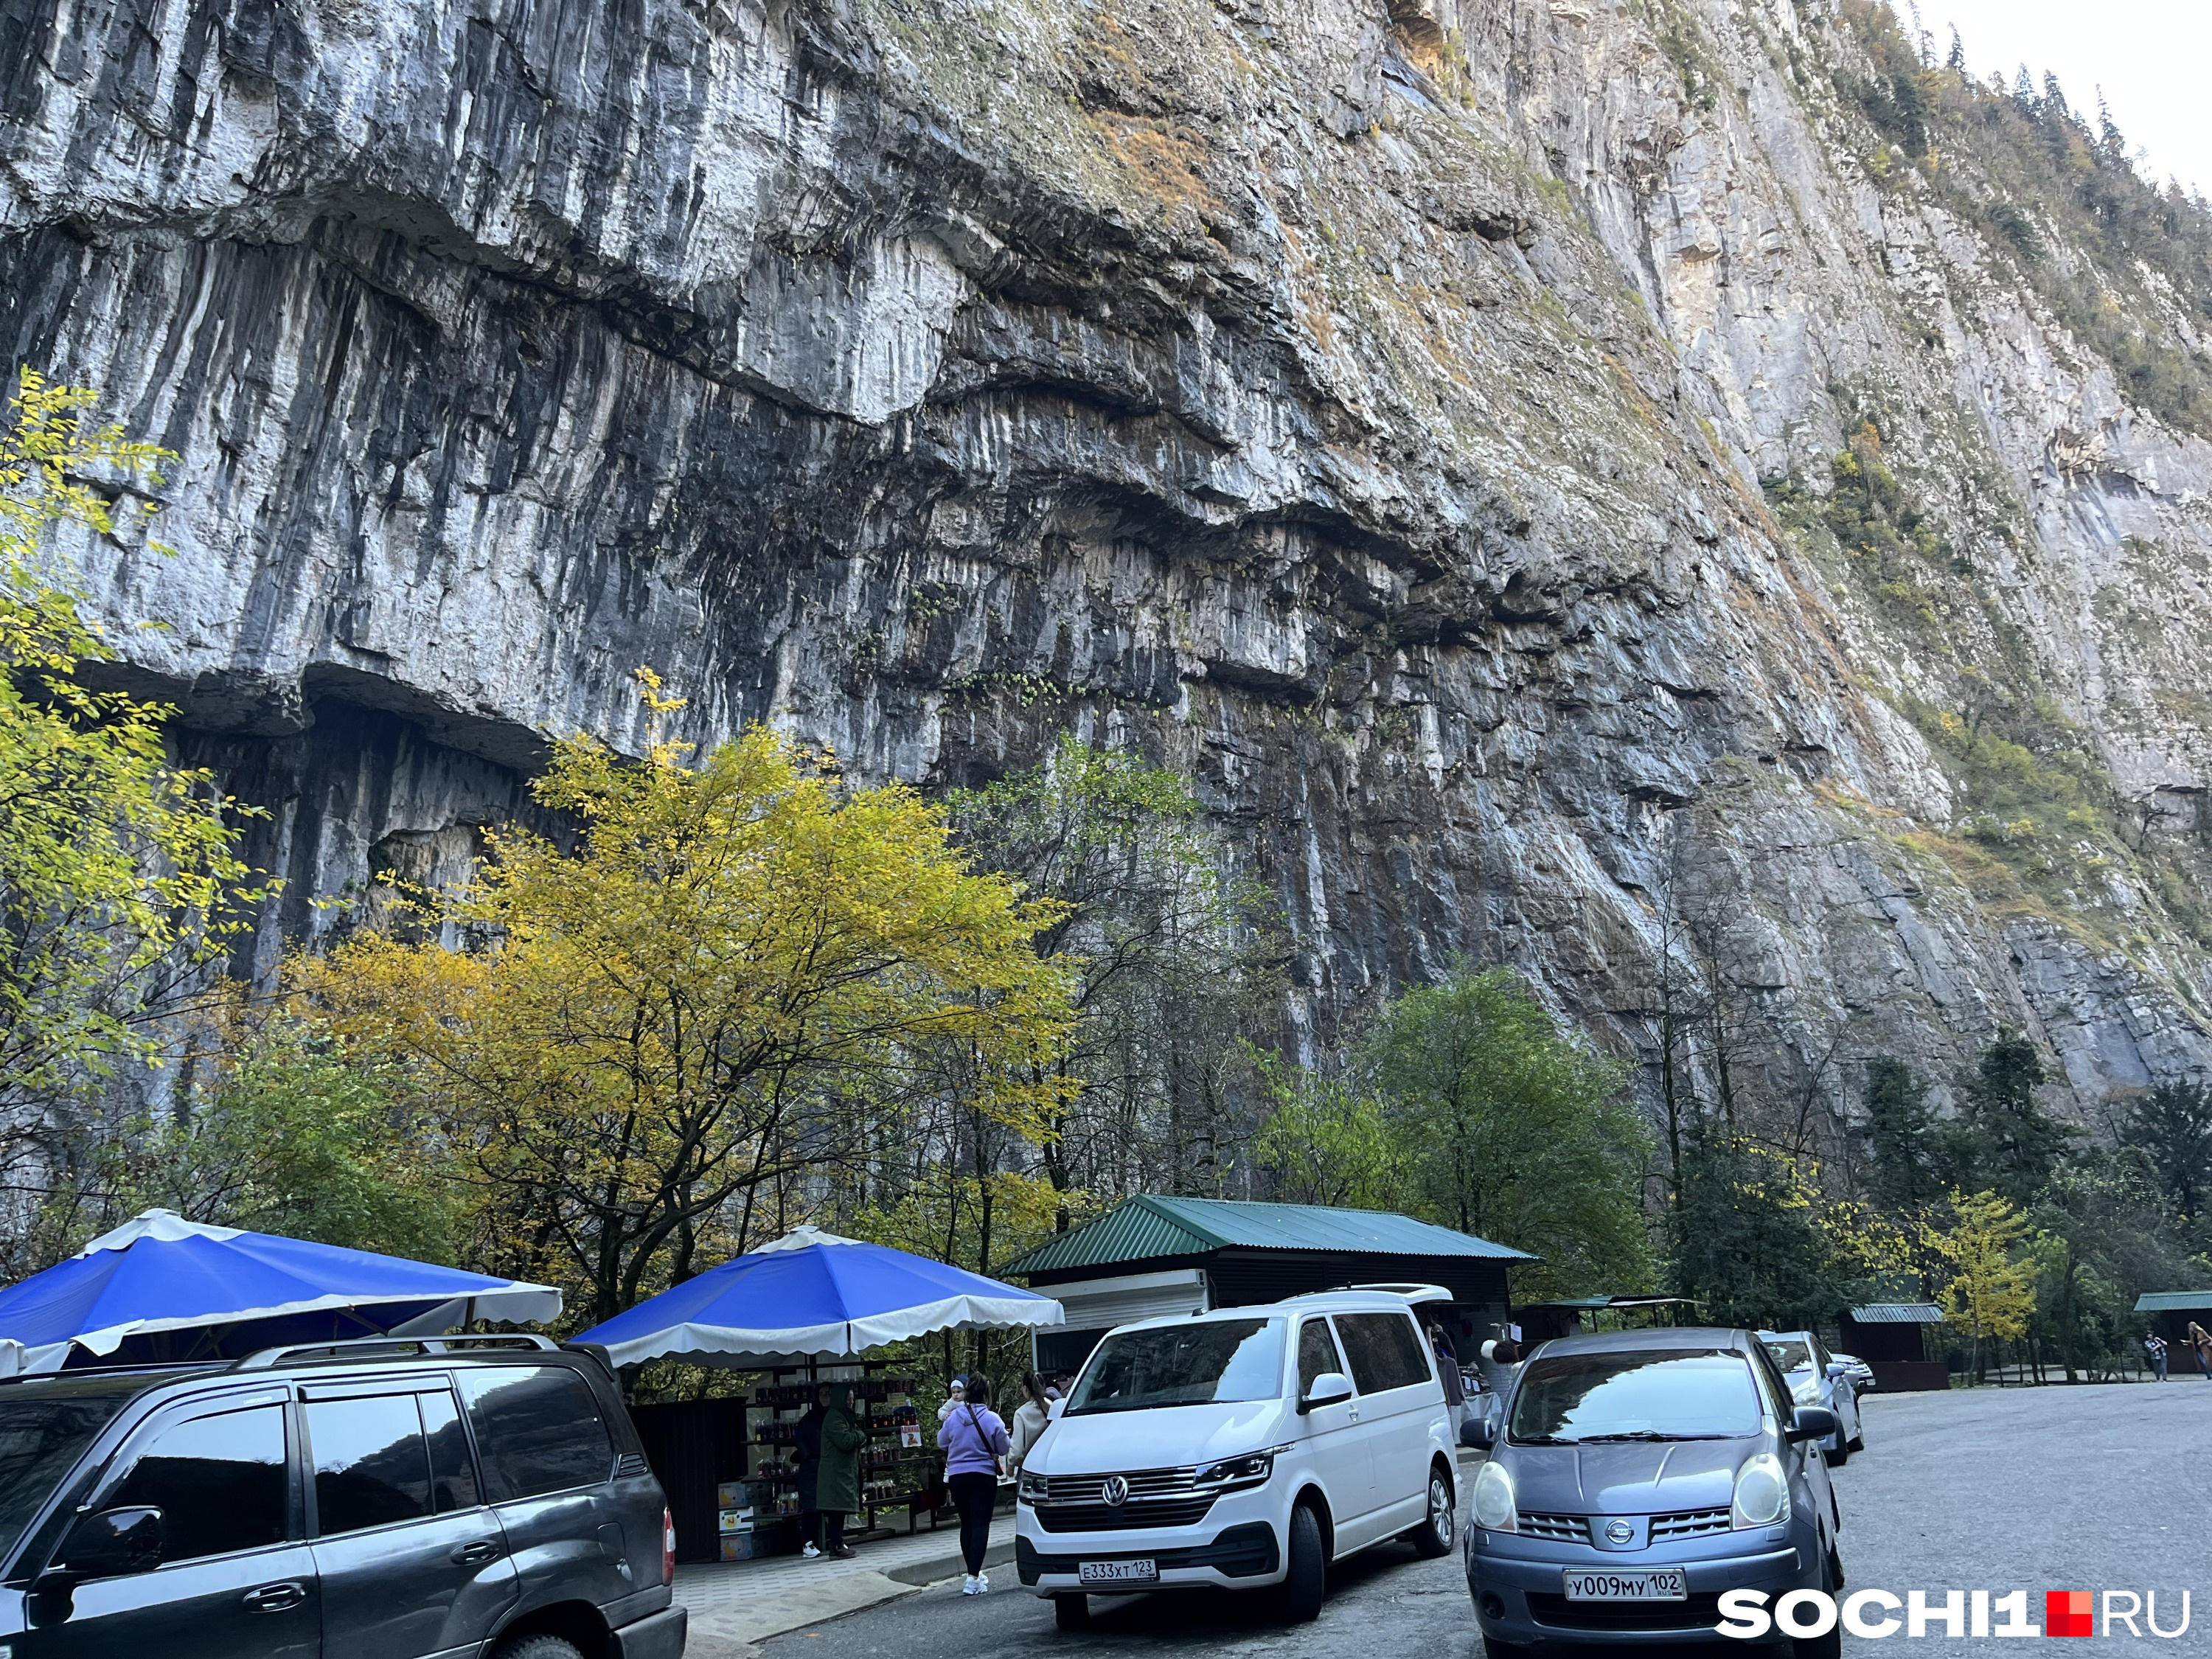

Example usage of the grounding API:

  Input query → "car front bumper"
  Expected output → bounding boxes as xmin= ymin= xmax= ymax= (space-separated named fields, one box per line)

xmin=1015 ymin=1486 xmax=1286 ymax=1594
xmin=1466 ymin=1521 xmax=1822 ymax=1646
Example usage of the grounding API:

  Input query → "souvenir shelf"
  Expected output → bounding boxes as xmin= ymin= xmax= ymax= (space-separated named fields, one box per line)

xmin=740 ymin=1359 xmax=938 ymax=1545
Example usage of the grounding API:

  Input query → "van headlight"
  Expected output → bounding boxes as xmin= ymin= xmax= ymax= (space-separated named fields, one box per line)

xmin=1018 ymin=1469 xmax=1048 ymax=1505
xmin=1195 ymin=1450 xmax=1277 ymax=1491
xmin=1731 ymin=1453 xmax=1787 ymax=1528
xmin=1471 ymin=1458 xmax=1517 ymax=1531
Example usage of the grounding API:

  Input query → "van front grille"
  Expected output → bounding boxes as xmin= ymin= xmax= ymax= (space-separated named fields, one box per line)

xmin=1035 ymin=1467 xmax=1197 ymax=1503
xmin=1032 ymin=1495 xmax=1219 ymax=1532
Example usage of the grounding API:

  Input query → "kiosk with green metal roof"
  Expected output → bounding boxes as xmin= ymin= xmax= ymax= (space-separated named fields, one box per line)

xmin=2135 ymin=1290 xmax=2212 ymax=1374
xmin=1000 ymin=1194 xmax=1534 ymax=1375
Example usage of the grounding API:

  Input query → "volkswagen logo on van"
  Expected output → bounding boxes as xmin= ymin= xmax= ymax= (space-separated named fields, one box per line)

xmin=1102 ymin=1475 xmax=1130 ymax=1507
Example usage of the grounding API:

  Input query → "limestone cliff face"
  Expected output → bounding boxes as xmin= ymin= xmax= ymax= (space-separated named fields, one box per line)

xmin=5 ymin=0 xmax=2209 ymax=1109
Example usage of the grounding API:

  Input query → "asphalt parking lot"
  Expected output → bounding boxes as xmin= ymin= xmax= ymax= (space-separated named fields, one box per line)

xmin=1828 ymin=1382 xmax=2208 ymax=1652
xmin=761 ymin=1383 xmax=2211 ymax=1659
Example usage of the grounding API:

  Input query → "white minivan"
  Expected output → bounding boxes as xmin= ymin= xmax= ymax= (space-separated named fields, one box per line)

xmin=1013 ymin=1289 xmax=1458 ymax=1628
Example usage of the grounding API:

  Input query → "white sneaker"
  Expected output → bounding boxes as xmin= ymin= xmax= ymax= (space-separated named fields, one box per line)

xmin=975 ymin=1572 xmax=990 ymax=1593
xmin=961 ymin=1575 xmax=979 ymax=1596
xmin=801 ymin=1543 xmax=821 ymax=1559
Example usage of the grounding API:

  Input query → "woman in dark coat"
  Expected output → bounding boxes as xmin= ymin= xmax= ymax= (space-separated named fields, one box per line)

xmin=794 ymin=1384 xmax=832 ymax=1558
xmin=813 ymin=1384 xmax=869 ymax=1558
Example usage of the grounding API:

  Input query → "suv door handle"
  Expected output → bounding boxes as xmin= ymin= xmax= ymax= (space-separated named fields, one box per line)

xmin=243 ymin=1581 xmax=306 ymax=1613
xmin=451 ymin=1539 xmax=504 ymax=1567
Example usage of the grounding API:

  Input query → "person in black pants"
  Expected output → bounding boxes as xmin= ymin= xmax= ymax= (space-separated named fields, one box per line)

xmin=793 ymin=1384 xmax=831 ymax=1558
xmin=936 ymin=1374 xmax=1012 ymax=1593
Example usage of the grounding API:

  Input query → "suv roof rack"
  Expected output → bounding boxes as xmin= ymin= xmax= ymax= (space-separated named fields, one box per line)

xmin=230 ymin=1333 xmax=560 ymax=1371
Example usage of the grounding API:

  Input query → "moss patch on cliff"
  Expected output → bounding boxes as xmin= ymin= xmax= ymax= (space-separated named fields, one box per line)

xmin=1764 ymin=422 xmax=1962 ymax=641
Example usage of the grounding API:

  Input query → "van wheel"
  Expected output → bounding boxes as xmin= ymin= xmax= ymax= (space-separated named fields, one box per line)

xmin=493 ymin=1638 xmax=587 ymax=1659
xmin=1053 ymin=1593 xmax=1090 ymax=1630
xmin=1277 ymin=1504 xmax=1326 ymax=1623
xmin=1409 ymin=1464 xmax=1455 ymax=1558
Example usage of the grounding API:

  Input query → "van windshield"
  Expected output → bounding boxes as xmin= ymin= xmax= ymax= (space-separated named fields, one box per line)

xmin=1066 ymin=1319 xmax=1284 ymax=1415
xmin=1509 ymin=1349 xmax=1763 ymax=1444
xmin=0 ymin=1394 xmax=133 ymax=1562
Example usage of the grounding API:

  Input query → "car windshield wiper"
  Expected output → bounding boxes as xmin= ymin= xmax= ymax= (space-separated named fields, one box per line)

xmin=1511 ymin=1433 xmax=1585 ymax=1445
xmin=1576 ymin=1430 xmax=1735 ymax=1443
xmin=1065 ymin=1398 xmax=1222 ymax=1416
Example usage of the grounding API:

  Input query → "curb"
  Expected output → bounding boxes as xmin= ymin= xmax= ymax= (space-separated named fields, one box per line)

xmin=883 ymin=1537 xmax=1017 ymax=1586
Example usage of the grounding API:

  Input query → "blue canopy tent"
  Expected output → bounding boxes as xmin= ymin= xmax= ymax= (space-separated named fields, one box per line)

xmin=0 ymin=1209 xmax=563 ymax=1372
xmin=577 ymin=1225 xmax=1063 ymax=1368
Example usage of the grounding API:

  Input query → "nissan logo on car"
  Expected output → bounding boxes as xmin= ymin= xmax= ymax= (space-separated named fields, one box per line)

xmin=1102 ymin=1475 xmax=1130 ymax=1506
xmin=1605 ymin=1520 xmax=1635 ymax=1544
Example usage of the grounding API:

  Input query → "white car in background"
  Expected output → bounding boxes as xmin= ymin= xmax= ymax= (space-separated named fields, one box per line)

xmin=1760 ymin=1329 xmax=1865 ymax=1464
xmin=1014 ymin=1290 xmax=1458 ymax=1629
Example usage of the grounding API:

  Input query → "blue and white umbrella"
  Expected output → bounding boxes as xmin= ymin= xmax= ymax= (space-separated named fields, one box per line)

xmin=0 ymin=1209 xmax=563 ymax=1372
xmin=575 ymin=1225 xmax=1063 ymax=1368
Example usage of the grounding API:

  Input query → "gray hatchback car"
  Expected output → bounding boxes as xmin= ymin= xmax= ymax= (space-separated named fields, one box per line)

xmin=1460 ymin=1329 xmax=1843 ymax=1656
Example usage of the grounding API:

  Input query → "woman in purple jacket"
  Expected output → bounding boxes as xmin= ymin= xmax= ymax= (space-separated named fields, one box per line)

xmin=936 ymin=1374 xmax=1012 ymax=1593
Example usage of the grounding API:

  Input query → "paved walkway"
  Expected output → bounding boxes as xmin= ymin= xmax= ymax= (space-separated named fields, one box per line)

xmin=677 ymin=1515 xmax=1017 ymax=1655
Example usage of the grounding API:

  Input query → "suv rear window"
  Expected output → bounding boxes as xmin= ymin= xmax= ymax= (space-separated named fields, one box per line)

xmin=1333 ymin=1313 xmax=1433 ymax=1394
xmin=458 ymin=1367 xmax=613 ymax=1500
xmin=0 ymin=1395 xmax=130 ymax=1562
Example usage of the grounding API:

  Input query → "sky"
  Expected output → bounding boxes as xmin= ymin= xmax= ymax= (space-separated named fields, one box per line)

xmin=1905 ymin=0 xmax=2212 ymax=195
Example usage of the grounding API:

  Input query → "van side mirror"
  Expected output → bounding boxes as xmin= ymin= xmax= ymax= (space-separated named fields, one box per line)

xmin=1458 ymin=1413 xmax=1495 ymax=1450
xmin=1298 ymin=1371 xmax=1353 ymax=1414
xmin=58 ymin=1506 xmax=164 ymax=1581
xmin=1787 ymin=1406 xmax=1839 ymax=1444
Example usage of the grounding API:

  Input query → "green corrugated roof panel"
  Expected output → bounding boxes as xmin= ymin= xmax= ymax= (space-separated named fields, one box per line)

xmin=2135 ymin=1291 xmax=2212 ymax=1312
xmin=1848 ymin=1304 xmax=1945 ymax=1324
xmin=1001 ymin=1194 xmax=1534 ymax=1277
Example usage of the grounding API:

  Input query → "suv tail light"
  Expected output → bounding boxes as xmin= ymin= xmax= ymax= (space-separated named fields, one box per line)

xmin=662 ymin=1507 xmax=676 ymax=1585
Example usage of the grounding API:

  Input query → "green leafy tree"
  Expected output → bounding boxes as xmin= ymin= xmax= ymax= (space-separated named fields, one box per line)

xmin=947 ymin=737 xmax=1283 ymax=1200
xmin=1670 ymin=1133 xmax=1843 ymax=1329
xmin=1860 ymin=1054 xmax=1943 ymax=1210
xmin=2122 ymin=1082 xmax=2212 ymax=1221
xmin=1941 ymin=1032 xmax=2076 ymax=1206
xmin=84 ymin=1009 xmax=454 ymax=1262
xmin=1251 ymin=1060 xmax=1405 ymax=1211
xmin=0 ymin=369 xmax=267 ymax=1135
xmin=1365 ymin=966 xmax=1653 ymax=1300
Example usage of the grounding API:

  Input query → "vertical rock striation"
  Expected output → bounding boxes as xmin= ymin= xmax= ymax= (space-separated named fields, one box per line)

xmin=4 ymin=0 xmax=2209 ymax=1109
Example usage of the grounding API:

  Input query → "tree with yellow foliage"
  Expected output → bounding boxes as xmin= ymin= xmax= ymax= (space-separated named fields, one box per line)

xmin=0 ymin=369 xmax=266 ymax=1157
xmin=1929 ymin=1188 xmax=2037 ymax=1383
xmin=305 ymin=682 xmax=1075 ymax=1325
